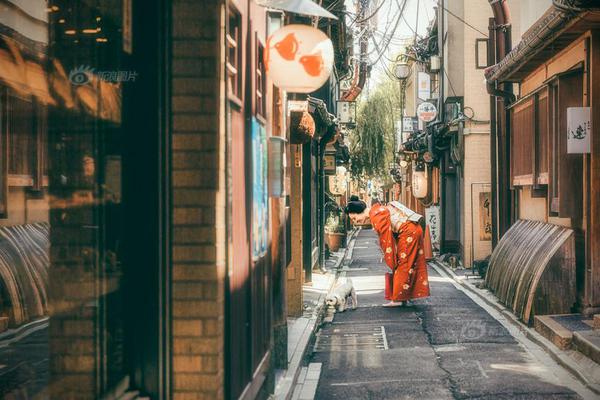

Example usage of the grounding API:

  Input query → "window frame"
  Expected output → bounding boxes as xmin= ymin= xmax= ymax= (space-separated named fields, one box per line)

xmin=226 ymin=6 xmax=242 ymax=104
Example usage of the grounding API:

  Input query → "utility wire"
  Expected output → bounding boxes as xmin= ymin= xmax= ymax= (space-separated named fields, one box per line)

xmin=414 ymin=0 xmax=420 ymax=42
xmin=369 ymin=0 xmax=408 ymax=66
xmin=441 ymin=4 xmax=488 ymax=37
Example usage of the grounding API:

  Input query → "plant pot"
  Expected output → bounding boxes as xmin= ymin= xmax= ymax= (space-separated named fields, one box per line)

xmin=326 ymin=232 xmax=345 ymax=252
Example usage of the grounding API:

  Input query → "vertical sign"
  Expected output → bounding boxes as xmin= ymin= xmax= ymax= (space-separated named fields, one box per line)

xmin=252 ymin=118 xmax=268 ymax=259
xmin=567 ymin=107 xmax=591 ymax=153
xmin=337 ymin=101 xmax=356 ymax=124
xmin=479 ymin=192 xmax=492 ymax=241
xmin=425 ymin=206 xmax=440 ymax=251
xmin=417 ymin=72 xmax=431 ymax=100
xmin=122 ymin=0 xmax=132 ymax=54
xmin=294 ymin=145 xmax=302 ymax=167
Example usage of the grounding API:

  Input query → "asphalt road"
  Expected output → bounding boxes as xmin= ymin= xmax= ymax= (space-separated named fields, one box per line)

xmin=311 ymin=228 xmax=585 ymax=400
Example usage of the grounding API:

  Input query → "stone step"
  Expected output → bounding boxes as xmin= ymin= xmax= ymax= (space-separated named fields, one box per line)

xmin=573 ymin=330 xmax=600 ymax=365
xmin=594 ymin=314 xmax=600 ymax=330
xmin=534 ymin=315 xmax=573 ymax=350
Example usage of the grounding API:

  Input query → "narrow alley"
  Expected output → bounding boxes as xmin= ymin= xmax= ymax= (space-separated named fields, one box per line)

xmin=309 ymin=229 xmax=592 ymax=399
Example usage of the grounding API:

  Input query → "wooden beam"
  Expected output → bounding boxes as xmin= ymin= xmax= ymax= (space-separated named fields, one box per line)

xmin=588 ymin=31 xmax=600 ymax=310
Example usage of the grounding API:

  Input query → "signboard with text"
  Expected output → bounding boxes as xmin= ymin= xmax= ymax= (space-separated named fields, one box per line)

xmin=417 ymin=72 xmax=431 ymax=100
xmin=417 ymin=102 xmax=437 ymax=122
xmin=425 ymin=206 xmax=441 ymax=251
xmin=337 ymin=101 xmax=357 ymax=125
xmin=479 ymin=192 xmax=492 ymax=241
xmin=567 ymin=107 xmax=591 ymax=153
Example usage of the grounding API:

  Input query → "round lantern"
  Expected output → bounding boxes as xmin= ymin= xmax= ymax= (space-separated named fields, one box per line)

xmin=412 ymin=169 xmax=428 ymax=199
xmin=265 ymin=24 xmax=334 ymax=93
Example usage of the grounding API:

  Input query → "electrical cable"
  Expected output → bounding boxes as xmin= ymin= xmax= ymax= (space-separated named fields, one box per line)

xmin=440 ymin=4 xmax=488 ymax=38
xmin=369 ymin=0 xmax=408 ymax=66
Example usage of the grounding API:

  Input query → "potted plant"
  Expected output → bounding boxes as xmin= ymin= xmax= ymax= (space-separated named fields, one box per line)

xmin=325 ymin=214 xmax=346 ymax=252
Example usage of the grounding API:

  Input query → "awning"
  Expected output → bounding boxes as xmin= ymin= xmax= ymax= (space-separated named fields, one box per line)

xmin=255 ymin=0 xmax=338 ymax=20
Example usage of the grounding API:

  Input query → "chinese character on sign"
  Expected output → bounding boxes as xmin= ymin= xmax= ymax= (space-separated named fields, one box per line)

xmin=425 ymin=206 xmax=440 ymax=251
xmin=567 ymin=107 xmax=591 ymax=153
xmin=479 ymin=192 xmax=491 ymax=241
xmin=337 ymin=101 xmax=356 ymax=125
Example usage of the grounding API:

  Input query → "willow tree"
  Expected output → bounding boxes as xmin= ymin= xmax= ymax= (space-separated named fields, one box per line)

xmin=349 ymin=78 xmax=402 ymax=184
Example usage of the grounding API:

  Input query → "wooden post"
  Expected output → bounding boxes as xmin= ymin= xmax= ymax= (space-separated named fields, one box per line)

xmin=588 ymin=31 xmax=600 ymax=313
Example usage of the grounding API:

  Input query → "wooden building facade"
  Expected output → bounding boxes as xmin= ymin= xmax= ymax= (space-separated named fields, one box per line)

xmin=486 ymin=4 xmax=600 ymax=316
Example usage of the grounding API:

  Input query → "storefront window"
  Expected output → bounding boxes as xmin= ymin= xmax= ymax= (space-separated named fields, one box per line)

xmin=0 ymin=0 xmax=134 ymax=398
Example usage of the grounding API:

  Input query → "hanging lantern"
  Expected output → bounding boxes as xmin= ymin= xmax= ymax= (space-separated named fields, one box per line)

xmin=265 ymin=24 xmax=334 ymax=93
xmin=412 ymin=169 xmax=428 ymax=199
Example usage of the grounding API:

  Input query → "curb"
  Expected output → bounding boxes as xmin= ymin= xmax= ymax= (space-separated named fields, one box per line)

xmin=431 ymin=260 xmax=600 ymax=398
xmin=274 ymin=228 xmax=359 ymax=400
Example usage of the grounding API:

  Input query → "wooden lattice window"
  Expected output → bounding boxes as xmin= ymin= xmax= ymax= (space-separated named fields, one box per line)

xmin=227 ymin=7 xmax=242 ymax=100
xmin=255 ymin=42 xmax=266 ymax=117
xmin=510 ymin=97 xmax=534 ymax=186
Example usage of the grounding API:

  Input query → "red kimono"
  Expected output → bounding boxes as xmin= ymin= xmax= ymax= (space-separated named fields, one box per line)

xmin=369 ymin=205 xmax=430 ymax=301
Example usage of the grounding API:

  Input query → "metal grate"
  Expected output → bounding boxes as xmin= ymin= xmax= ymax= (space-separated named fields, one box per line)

xmin=313 ymin=325 xmax=388 ymax=352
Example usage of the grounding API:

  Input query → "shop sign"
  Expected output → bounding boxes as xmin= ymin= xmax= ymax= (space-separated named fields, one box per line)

xmin=425 ymin=206 xmax=440 ymax=251
xmin=323 ymin=151 xmax=336 ymax=175
xmin=329 ymin=174 xmax=346 ymax=195
xmin=417 ymin=102 xmax=437 ymax=122
xmin=567 ymin=107 xmax=591 ymax=154
xmin=336 ymin=101 xmax=356 ymax=125
xmin=288 ymin=100 xmax=308 ymax=112
xmin=417 ymin=72 xmax=430 ymax=100
xmin=403 ymin=116 xmax=417 ymax=132
xmin=479 ymin=192 xmax=492 ymax=241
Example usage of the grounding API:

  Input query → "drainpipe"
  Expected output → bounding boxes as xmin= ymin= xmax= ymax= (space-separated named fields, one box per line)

xmin=486 ymin=0 xmax=512 ymax=247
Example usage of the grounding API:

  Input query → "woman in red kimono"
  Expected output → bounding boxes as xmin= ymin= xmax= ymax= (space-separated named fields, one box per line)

xmin=346 ymin=200 xmax=430 ymax=307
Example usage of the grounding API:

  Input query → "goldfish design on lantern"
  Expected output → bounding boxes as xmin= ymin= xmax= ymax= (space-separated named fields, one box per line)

xmin=265 ymin=24 xmax=334 ymax=93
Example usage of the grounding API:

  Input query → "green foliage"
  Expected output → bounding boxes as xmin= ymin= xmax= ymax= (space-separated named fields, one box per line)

xmin=348 ymin=79 xmax=403 ymax=184
xmin=324 ymin=214 xmax=345 ymax=234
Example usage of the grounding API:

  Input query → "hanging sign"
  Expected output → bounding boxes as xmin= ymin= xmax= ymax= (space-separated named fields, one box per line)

xmin=425 ymin=206 xmax=440 ymax=251
xmin=337 ymin=101 xmax=356 ymax=125
xmin=417 ymin=72 xmax=431 ymax=100
xmin=417 ymin=102 xmax=437 ymax=122
xmin=567 ymin=107 xmax=591 ymax=154
xmin=265 ymin=24 xmax=334 ymax=93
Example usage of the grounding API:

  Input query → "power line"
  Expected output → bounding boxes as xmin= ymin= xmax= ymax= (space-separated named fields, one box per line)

xmin=441 ymin=4 xmax=488 ymax=38
xmin=369 ymin=0 xmax=409 ymax=66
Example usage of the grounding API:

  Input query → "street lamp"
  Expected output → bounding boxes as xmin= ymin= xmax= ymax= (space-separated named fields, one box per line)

xmin=393 ymin=61 xmax=411 ymax=81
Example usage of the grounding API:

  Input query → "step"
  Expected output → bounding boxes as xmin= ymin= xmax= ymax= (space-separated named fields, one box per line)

xmin=534 ymin=315 xmax=573 ymax=350
xmin=573 ymin=330 xmax=600 ymax=365
xmin=594 ymin=314 xmax=600 ymax=330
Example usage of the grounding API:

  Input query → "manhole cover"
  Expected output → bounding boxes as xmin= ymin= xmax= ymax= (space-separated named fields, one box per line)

xmin=313 ymin=326 xmax=388 ymax=352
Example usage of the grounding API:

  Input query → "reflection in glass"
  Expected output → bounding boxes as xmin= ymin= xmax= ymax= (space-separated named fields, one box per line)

xmin=0 ymin=0 xmax=131 ymax=398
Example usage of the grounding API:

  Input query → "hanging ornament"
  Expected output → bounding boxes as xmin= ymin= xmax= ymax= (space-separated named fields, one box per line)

xmin=265 ymin=24 xmax=334 ymax=93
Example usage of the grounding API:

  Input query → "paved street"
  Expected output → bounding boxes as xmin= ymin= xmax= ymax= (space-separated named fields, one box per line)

xmin=310 ymin=229 xmax=588 ymax=399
